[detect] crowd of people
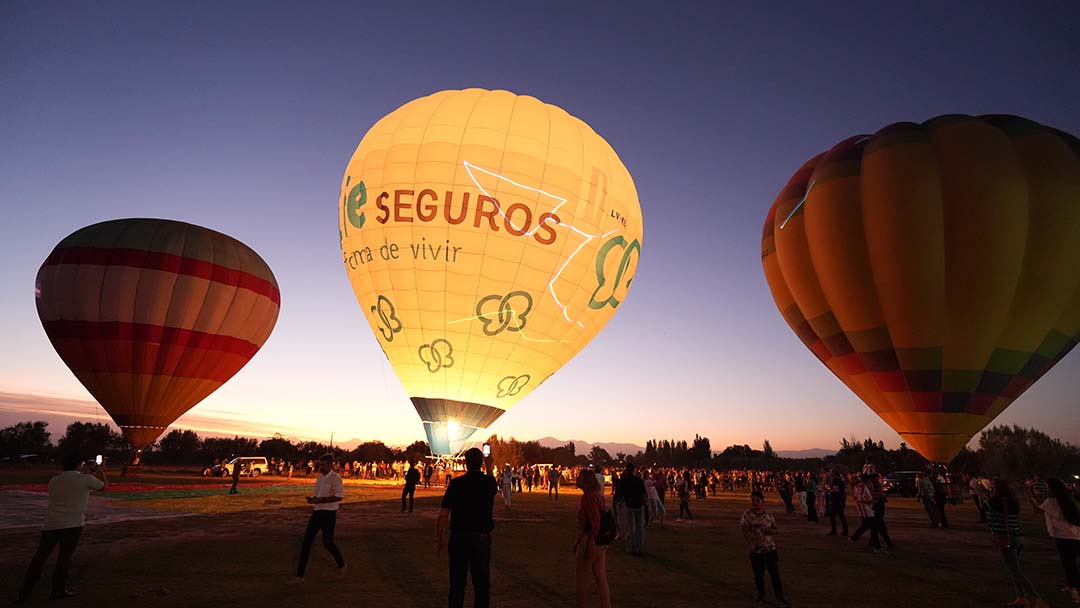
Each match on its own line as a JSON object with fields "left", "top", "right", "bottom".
{"left": 13, "top": 451, "right": 1080, "bottom": 608}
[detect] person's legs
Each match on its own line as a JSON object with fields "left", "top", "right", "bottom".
{"left": 470, "top": 534, "right": 491, "bottom": 608}
{"left": 1000, "top": 541, "right": 1039, "bottom": 600}
{"left": 318, "top": 511, "right": 346, "bottom": 569}
{"left": 19, "top": 530, "right": 62, "bottom": 599}
{"left": 592, "top": 546, "right": 611, "bottom": 608}
{"left": 630, "top": 507, "right": 645, "bottom": 554}
{"left": 575, "top": 549, "right": 593, "bottom": 608}
{"left": 408, "top": 486, "right": 415, "bottom": 512}
{"left": 448, "top": 534, "right": 468, "bottom": 608}
{"left": 50, "top": 527, "right": 83, "bottom": 595}
{"left": 1056, "top": 538, "right": 1079, "bottom": 591}
{"left": 765, "top": 549, "right": 785, "bottom": 601}
{"left": 868, "top": 518, "right": 881, "bottom": 550}
{"left": 936, "top": 496, "right": 949, "bottom": 528}
{"left": 922, "top": 497, "right": 937, "bottom": 526}
{"left": 750, "top": 552, "right": 766, "bottom": 600}
{"left": 850, "top": 517, "right": 869, "bottom": 542}
{"left": 296, "top": 513, "right": 320, "bottom": 577}
{"left": 877, "top": 516, "right": 894, "bottom": 549}
{"left": 401, "top": 486, "right": 409, "bottom": 512}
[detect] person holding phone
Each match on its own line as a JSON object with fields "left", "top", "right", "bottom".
{"left": 17, "top": 452, "right": 107, "bottom": 602}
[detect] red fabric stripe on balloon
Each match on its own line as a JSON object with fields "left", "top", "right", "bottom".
{"left": 44, "top": 247, "right": 281, "bottom": 306}
{"left": 42, "top": 319, "right": 263, "bottom": 380}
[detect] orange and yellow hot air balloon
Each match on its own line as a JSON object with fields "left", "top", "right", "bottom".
{"left": 762, "top": 115, "right": 1080, "bottom": 462}
{"left": 36, "top": 218, "right": 281, "bottom": 450}
{"left": 339, "top": 89, "right": 643, "bottom": 455}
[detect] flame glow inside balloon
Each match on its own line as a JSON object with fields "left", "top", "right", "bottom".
{"left": 36, "top": 218, "right": 281, "bottom": 449}
{"left": 762, "top": 115, "right": 1080, "bottom": 462}
{"left": 339, "top": 89, "right": 643, "bottom": 455}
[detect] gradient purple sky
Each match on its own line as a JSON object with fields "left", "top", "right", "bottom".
{"left": 2, "top": 2, "right": 1078, "bottom": 451}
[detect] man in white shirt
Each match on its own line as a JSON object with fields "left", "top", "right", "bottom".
{"left": 17, "top": 452, "right": 107, "bottom": 602}
{"left": 289, "top": 454, "right": 346, "bottom": 583}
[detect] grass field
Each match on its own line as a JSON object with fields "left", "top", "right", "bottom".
{"left": 0, "top": 467, "right": 1071, "bottom": 607}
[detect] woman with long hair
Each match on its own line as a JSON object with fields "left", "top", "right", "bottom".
{"left": 1032, "top": 478, "right": 1080, "bottom": 604}
{"left": 982, "top": 478, "right": 1048, "bottom": 608}
{"left": 574, "top": 468, "right": 611, "bottom": 608}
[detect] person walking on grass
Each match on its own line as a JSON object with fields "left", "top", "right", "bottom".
{"left": 436, "top": 448, "right": 499, "bottom": 608}
{"left": 574, "top": 468, "right": 612, "bottom": 608}
{"left": 229, "top": 457, "right": 242, "bottom": 494}
{"left": 827, "top": 468, "right": 848, "bottom": 537}
{"left": 804, "top": 473, "right": 819, "bottom": 523}
{"left": 1031, "top": 478, "right": 1080, "bottom": 604}
{"left": 740, "top": 491, "right": 789, "bottom": 608}
{"left": 916, "top": 472, "right": 938, "bottom": 528}
{"left": 849, "top": 474, "right": 882, "bottom": 552}
{"left": 980, "top": 478, "right": 1049, "bottom": 608}
{"left": 548, "top": 466, "right": 561, "bottom": 501}
{"left": 402, "top": 460, "right": 421, "bottom": 512}
{"left": 288, "top": 454, "right": 346, "bottom": 584}
{"left": 618, "top": 462, "right": 647, "bottom": 555}
{"left": 677, "top": 470, "right": 694, "bottom": 521}
{"left": 17, "top": 453, "right": 108, "bottom": 602}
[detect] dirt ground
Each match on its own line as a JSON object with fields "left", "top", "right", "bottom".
{"left": 0, "top": 469, "right": 1071, "bottom": 607}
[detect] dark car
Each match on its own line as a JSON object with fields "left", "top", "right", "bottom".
{"left": 882, "top": 471, "right": 920, "bottom": 497}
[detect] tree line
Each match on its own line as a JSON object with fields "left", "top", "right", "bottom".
{"left": 0, "top": 422, "right": 431, "bottom": 467}
{"left": 3, "top": 420, "right": 1078, "bottom": 480}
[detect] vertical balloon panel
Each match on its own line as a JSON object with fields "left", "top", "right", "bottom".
{"left": 340, "top": 89, "right": 643, "bottom": 455}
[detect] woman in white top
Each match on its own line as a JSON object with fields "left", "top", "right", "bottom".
{"left": 645, "top": 471, "right": 664, "bottom": 525}
{"left": 1032, "top": 477, "right": 1080, "bottom": 604}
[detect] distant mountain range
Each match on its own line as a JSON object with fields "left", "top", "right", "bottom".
{"left": 534, "top": 437, "right": 835, "bottom": 460}
{"left": 535, "top": 436, "right": 645, "bottom": 457}
{"left": 775, "top": 448, "right": 835, "bottom": 458}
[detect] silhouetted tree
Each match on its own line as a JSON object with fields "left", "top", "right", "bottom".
{"left": 0, "top": 421, "right": 52, "bottom": 458}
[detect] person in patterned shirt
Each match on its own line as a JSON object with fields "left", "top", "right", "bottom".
{"left": 574, "top": 468, "right": 611, "bottom": 608}
{"left": 740, "top": 491, "right": 789, "bottom": 607}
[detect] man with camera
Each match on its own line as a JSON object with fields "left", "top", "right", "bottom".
{"left": 17, "top": 452, "right": 108, "bottom": 602}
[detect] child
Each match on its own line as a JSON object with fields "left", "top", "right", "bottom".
{"left": 740, "top": 491, "right": 789, "bottom": 607}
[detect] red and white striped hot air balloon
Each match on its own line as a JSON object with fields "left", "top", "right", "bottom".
{"left": 35, "top": 219, "right": 280, "bottom": 450}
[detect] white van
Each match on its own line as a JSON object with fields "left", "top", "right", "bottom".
{"left": 221, "top": 456, "right": 269, "bottom": 477}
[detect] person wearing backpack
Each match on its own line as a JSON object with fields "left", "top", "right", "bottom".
{"left": 574, "top": 468, "right": 612, "bottom": 608}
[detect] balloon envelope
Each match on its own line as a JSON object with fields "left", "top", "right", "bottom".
{"left": 340, "top": 89, "right": 643, "bottom": 455}
{"left": 36, "top": 218, "right": 281, "bottom": 449}
{"left": 762, "top": 115, "right": 1080, "bottom": 462}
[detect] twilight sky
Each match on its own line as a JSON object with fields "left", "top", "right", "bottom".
{"left": 2, "top": 1, "right": 1078, "bottom": 451}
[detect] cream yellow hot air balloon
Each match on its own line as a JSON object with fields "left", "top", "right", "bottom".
{"left": 339, "top": 89, "right": 643, "bottom": 454}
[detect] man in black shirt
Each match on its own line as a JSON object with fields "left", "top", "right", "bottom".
{"left": 827, "top": 468, "right": 848, "bottom": 536}
{"left": 618, "top": 462, "right": 648, "bottom": 556}
{"left": 402, "top": 461, "right": 421, "bottom": 512}
{"left": 436, "top": 448, "right": 498, "bottom": 608}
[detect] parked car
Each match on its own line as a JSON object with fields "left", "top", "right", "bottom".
{"left": 204, "top": 457, "right": 269, "bottom": 478}
{"left": 882, "top": 471, "right": 920, "bottom": 497}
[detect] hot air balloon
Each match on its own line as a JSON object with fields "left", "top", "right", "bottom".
{"left": 762, "top": 115, "right": 1080, "bottom": 462}
{"left": 339, "top": 89, "right": 643, "bottom": 455}
{"left": 36, "top": 218, "right": 281, "bottom": 452}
